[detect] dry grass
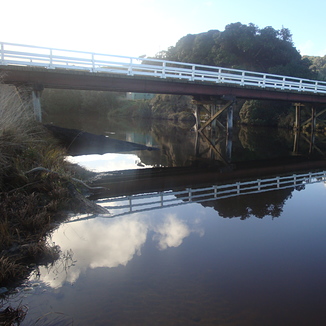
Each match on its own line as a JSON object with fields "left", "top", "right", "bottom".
{"left": 0, "top": 304, "right": 28, "bottom": 326}
{"left": 0, "top": 80, "right": 104, "bottom": 292}
{"left": 0, "top": 82, "right": 70, "bottom": 286}
{"left": 0, "top": 80, "right": 90, "bottom": 325}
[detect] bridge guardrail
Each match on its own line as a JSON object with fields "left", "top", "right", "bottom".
{"left": 1, "top": 42, "right": 326, "bottom": 95}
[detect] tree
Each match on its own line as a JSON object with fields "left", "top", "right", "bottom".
{"left": 304, "top": 55, "right": 326, "bottom": 80}
{"left": 159, "top": 23, "right": 314, "bottom": 79}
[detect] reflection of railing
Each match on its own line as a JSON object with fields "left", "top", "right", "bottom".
{"left": 2, "top": 42, "right": 326, "bottom": 95}
{"left": 96, "top": 170, "right": 326, "bottom": 218}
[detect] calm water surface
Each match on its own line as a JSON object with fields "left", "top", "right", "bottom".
{"left": 6, "top": 113, "right": 326, "bottom": 325}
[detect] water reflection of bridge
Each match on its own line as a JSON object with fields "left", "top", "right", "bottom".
{"left": 97, "top": 170, "right": 326, "bottom": 218}
{"left": 67, "top": 161, "right": 326, "bottom": 223}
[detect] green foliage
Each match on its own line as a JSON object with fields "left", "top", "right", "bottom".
{"left": 239, "top": 100, "right": 291, "bottom": 127}
{"left": 159, "top": 22, "right": 314, "bottom": 79}
{"left": 42, "top": 89, "right": 122, "bottom": 115}
{"left": 150, "top": 95, "right": 195, "bottom": 121}
{"left": 108, "top": 100, "right": 152, "bottom": 118}
{"left": 304, "top": 55, "right": 326, "bottom": 80}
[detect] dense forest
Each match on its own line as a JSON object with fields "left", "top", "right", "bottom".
{"left": 155, "top": 22, "right": 315, "bottom": 79}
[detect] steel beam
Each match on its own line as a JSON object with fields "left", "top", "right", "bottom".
{"left": 2, "top": 66, "right": 326, "bottom": 104}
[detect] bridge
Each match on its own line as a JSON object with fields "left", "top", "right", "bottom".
{"left": 1, "top": 42, "right": 326, "bottom": 127}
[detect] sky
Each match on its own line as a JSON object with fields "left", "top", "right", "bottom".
{"left": 2, "top": 0, "right": 326, "bottom": 58}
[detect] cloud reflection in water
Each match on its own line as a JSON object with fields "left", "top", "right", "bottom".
{"left": 37, "top": 212, "right": 203, "bottom": 288}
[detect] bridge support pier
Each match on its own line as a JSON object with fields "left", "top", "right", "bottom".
{"left": 32, "top": 87, "right": 43, "bottom": 122}
{"left": 294, "top": 103, "right": 303, "bottom": 131}
{"left": 311, "top": 107, "right": 316, "bottom": 134}
{"left": 193, "top": 95, "right": 236, "bottom": 133}
{"left": 16, "top": 84, "right": 44, "bottom": 122}
{"left": 193, "top": 95, "right": 236, "bottom": 164}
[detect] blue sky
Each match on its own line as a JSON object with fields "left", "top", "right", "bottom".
{"left": 2, "top": 0, "right": 326, "bottom": 57}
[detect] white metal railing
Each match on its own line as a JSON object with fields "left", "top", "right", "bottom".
{"left": 85, "top": 170, "right": 326, "bottom": 218}
{"left": 1, "top": 42, "right": 326, "bottom": 95}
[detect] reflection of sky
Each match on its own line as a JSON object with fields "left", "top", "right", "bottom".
{"left": 36, "top": 208, "right": 204, "bottom": 289}
{"left": 66, "top": 153, "right": 152, "bottom": 172}
{"left": 21, "top": 182, "right": 326, "bottom": 325}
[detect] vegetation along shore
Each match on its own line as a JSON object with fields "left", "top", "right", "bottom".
{"left": 0, "top": 82, "right": 108, "bottom": 323}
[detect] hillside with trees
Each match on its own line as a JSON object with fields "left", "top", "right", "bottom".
{"left": 157, "top": 22, "right": 314, "bottom": 78}
{"left": 304, "top": 55, "right": 326, "bottom": 80}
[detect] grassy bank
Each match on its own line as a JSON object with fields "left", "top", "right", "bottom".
{"left": 0, "top": 84, "right": 104, "bottom": 294}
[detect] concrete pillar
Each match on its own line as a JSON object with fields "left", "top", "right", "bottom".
{"left": 16, "top": 84, "right": 44, "bottom": 122}
{"left": 32, "top": 89, "right": 42, "bottom": 122}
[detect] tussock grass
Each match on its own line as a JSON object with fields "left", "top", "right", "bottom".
{"left": 0, "top": 79, "right": 105, "bottom": 296}
{"left": 0, "top": 82, "right": 73, "bottom": 282}
{"left": 0, "top": 82, "right": 69, "bottom": 191}
{"left": 0, "top": 80, "right": 95, "bottom": 325}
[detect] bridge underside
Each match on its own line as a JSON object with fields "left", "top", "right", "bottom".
{"left": 2, "top": 66, "right": 326, "bottom": 104}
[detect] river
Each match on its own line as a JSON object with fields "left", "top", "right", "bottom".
{"left": 4, "top": 112, "right": 326, "bottom": 325}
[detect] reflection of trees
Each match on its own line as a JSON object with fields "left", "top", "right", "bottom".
{"left": 236, "top": 126, "right": 293, "bottom": 161}
{"left": 201, "top": 187, "right": 296, "bottom": 220}
{"left": 143, "top": 121, "right": 228, "bottom": 167}
{"left": 145, "top": 121, "right": 197, "bottom": 167}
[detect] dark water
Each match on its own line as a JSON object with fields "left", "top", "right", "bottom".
{"left": 6, "top": 112, "right": 326, "bottom": 325}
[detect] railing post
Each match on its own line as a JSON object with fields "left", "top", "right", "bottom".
{"left": 49, "top": 48, "right": 53, "bottom": 68}
{"left": 162, "top": 62, "right": 166, "bottom": 78}
{"left": 217, "top": 68, "right": 221, "bottom": 83}
{"left": 92, "top": 53, "right": 95, "bottom": 72}
{"left": 187, "top": 188, "right": 192, "bottom": 202}
{"left": 241, "top": 71, "right": 245, "bottom": 86}
{"left": 129, "top": 197, "right": 132, "bottom": 212}
{"left": 213, "top": 185, "right": 217, "bottom": 198}
{"left": 191, "top": 65, "right": 195, "bottom": 81}
{"left": 262, "top": 74, "right": 266, "bottom": 88}
{"left": 160, "top": 193, "right": 164, "bottom": 207}
{"left": 282, "top": 77, "right": 285, "bottom": 90}
{"left": 128, "top": 58, "right": 133, "bottom": 76}
{"left": 0, "top": 42, "right": 4, "bottom": 65}
{"left": 236, "top": 182, "right": 240, "bottom": 194}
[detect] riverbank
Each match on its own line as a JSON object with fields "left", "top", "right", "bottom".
{"left": 0, "top": 85, "right": 106, "bottom": 295}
